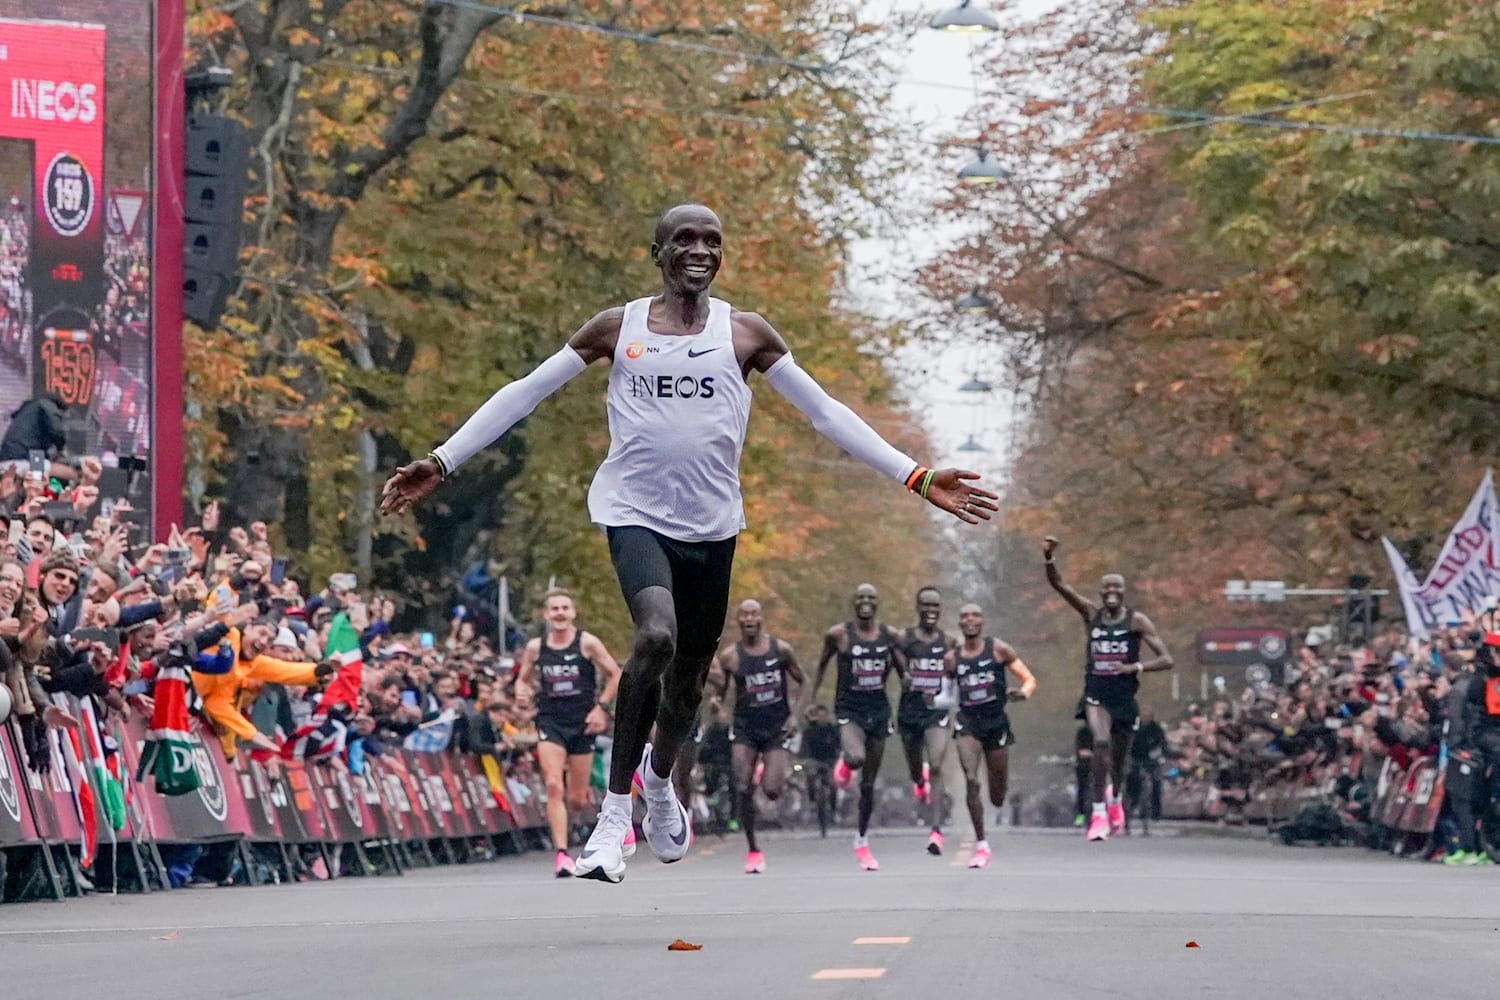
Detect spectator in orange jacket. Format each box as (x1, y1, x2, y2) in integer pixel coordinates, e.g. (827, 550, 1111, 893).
(193, 618, 329, 758)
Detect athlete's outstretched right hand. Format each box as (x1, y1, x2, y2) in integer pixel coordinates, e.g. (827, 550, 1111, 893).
(380, 459, 443, 516)
(1042, 536, 1060, 558)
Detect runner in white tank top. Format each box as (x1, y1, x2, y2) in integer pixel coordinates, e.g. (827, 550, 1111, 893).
(587, 295, 749, 542)
(380, 204, 999, 884)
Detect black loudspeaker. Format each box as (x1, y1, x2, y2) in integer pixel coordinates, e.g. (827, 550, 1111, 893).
(182, 114, 248, 328)
(183, 270, 230, 330)
(185, 221, 238, 272)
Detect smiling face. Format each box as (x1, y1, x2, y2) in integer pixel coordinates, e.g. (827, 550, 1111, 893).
(916, 588, 941, 629)
(42, 565, 78, 606)
(1099, 574, 1126, 612)
(852, 583, 878, 623)
(544, 594, 576, 634)
(652, 204, 722, 296)
(0, 561, 23, 609)
(959, 603, 984, 640)
(25, 518, 53, 558)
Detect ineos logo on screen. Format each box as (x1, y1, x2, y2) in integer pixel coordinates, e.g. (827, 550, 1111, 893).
(10, 79, 99, 124)
(0, 743, 21, 822)
(193, 744, 228, 821)
(42, 151, 94, 237)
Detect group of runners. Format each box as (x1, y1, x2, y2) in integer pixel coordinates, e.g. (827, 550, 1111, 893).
(382, 202, 1172, 883)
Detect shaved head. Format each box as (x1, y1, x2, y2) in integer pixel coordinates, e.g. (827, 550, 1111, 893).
(653, 203, 720, 248)
(738, 599, 762, 614)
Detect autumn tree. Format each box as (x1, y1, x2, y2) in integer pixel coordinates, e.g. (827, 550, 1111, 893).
(913, 0, 1499, 679)
(184, 1, 941, 635)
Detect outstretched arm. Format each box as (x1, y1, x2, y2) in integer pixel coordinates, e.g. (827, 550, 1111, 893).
(739, 313, 997, 524)
(380, 309, 622, 515)
(1127, 613, 1174, 674)
(1042, 536, 1095, 620)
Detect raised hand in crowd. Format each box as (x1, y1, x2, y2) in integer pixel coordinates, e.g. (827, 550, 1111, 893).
(78, 455, 102, 486)
(70, 483, 99, 515)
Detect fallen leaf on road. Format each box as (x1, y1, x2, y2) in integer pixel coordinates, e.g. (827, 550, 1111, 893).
(667, 939, 703, 951)
(1185, 941, 1200, 949)
(154, 932, 180, 941)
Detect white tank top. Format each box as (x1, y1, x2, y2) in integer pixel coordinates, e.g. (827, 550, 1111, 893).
(586, 296, 751, 542)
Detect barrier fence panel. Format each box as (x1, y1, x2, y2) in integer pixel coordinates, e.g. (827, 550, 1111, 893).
(5, 706, 550, 903)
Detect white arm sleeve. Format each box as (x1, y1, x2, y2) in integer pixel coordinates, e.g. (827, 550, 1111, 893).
(431, 346, 589, 473)
(763, 353, 919, 484)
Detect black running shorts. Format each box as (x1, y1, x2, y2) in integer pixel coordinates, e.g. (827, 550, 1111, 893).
(607, 525, 736, 660)
(536, 712, 596, 756)
(732, 712, 790, 754)
(896, 706, 951, 743)
(1075, 679, 1140, 735)
(836, 702, 893, 740)
(956, 707, 1013, 752)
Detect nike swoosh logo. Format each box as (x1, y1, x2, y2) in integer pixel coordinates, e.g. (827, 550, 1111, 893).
(686, 347, 720, 358)
(669, 801, 689, 846)
(579, 848, 597, 859)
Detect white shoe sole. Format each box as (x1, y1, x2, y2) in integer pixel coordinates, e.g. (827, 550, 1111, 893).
(572, 854, 625, 883)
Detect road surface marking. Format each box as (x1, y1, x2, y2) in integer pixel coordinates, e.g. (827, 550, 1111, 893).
(812, 968, 886, 980)
(853, 937, 910, 945)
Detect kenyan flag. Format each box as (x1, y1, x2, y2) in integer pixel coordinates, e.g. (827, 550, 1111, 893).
(136, 662, 200, 796)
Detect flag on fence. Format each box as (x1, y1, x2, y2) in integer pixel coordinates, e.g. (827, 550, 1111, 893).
(135, 660, 201, 796)
(403, 709, 457, 753)
(283, 612, 362, 761)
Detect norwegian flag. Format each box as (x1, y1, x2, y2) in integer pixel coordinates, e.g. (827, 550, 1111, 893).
(282, 612, 362, 761)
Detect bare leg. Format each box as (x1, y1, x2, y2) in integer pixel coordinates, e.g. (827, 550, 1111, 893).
(956, 733, 984, 841)
(732, 742, 760, 853)
(984, 746, 1010, 810)
(839, 721, 868, 771)
(1085, 704, 1113, 805)
(537, 741, 571, 850)
(857, 734, 886, 837)
(924, 724, 951, 830)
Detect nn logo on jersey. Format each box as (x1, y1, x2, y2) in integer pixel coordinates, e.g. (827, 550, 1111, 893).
(623, 341, 661, 359)
(627, 374, 717, 400)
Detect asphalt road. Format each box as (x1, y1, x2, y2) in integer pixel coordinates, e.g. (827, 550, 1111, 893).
(2, 827, 1498, 999)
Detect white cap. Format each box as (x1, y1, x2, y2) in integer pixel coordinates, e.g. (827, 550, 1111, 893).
(274, 627, 298, 649)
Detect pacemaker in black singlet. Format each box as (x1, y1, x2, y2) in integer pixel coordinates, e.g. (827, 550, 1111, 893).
(535, 631, 598, 755)
(835, 623, 897, 737)
(898, 627, 950, 735)
(954, 638, 1012, 750)
(1076, 607, 1142, 731)
(732, 637, 791, 751)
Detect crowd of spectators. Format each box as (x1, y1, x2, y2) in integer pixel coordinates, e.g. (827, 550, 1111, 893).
(0, 406, 576, 888)
(1157, 608, 1500, 865)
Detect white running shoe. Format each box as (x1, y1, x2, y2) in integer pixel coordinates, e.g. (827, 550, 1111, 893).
(637, 743, 692, 863)
(573, 809, 632, 883)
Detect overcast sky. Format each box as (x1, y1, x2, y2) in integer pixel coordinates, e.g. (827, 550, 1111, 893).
(849, 0, 1058, 483)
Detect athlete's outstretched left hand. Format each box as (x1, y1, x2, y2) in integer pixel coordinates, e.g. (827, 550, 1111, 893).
(380, 458, 443, 516)
(923, 469, 999, 524)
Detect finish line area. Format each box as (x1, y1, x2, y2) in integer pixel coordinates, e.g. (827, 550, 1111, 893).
(2, 828, 1495, 1000)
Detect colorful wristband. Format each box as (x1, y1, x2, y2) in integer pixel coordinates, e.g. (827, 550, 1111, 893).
(918, 469, 936, 499)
